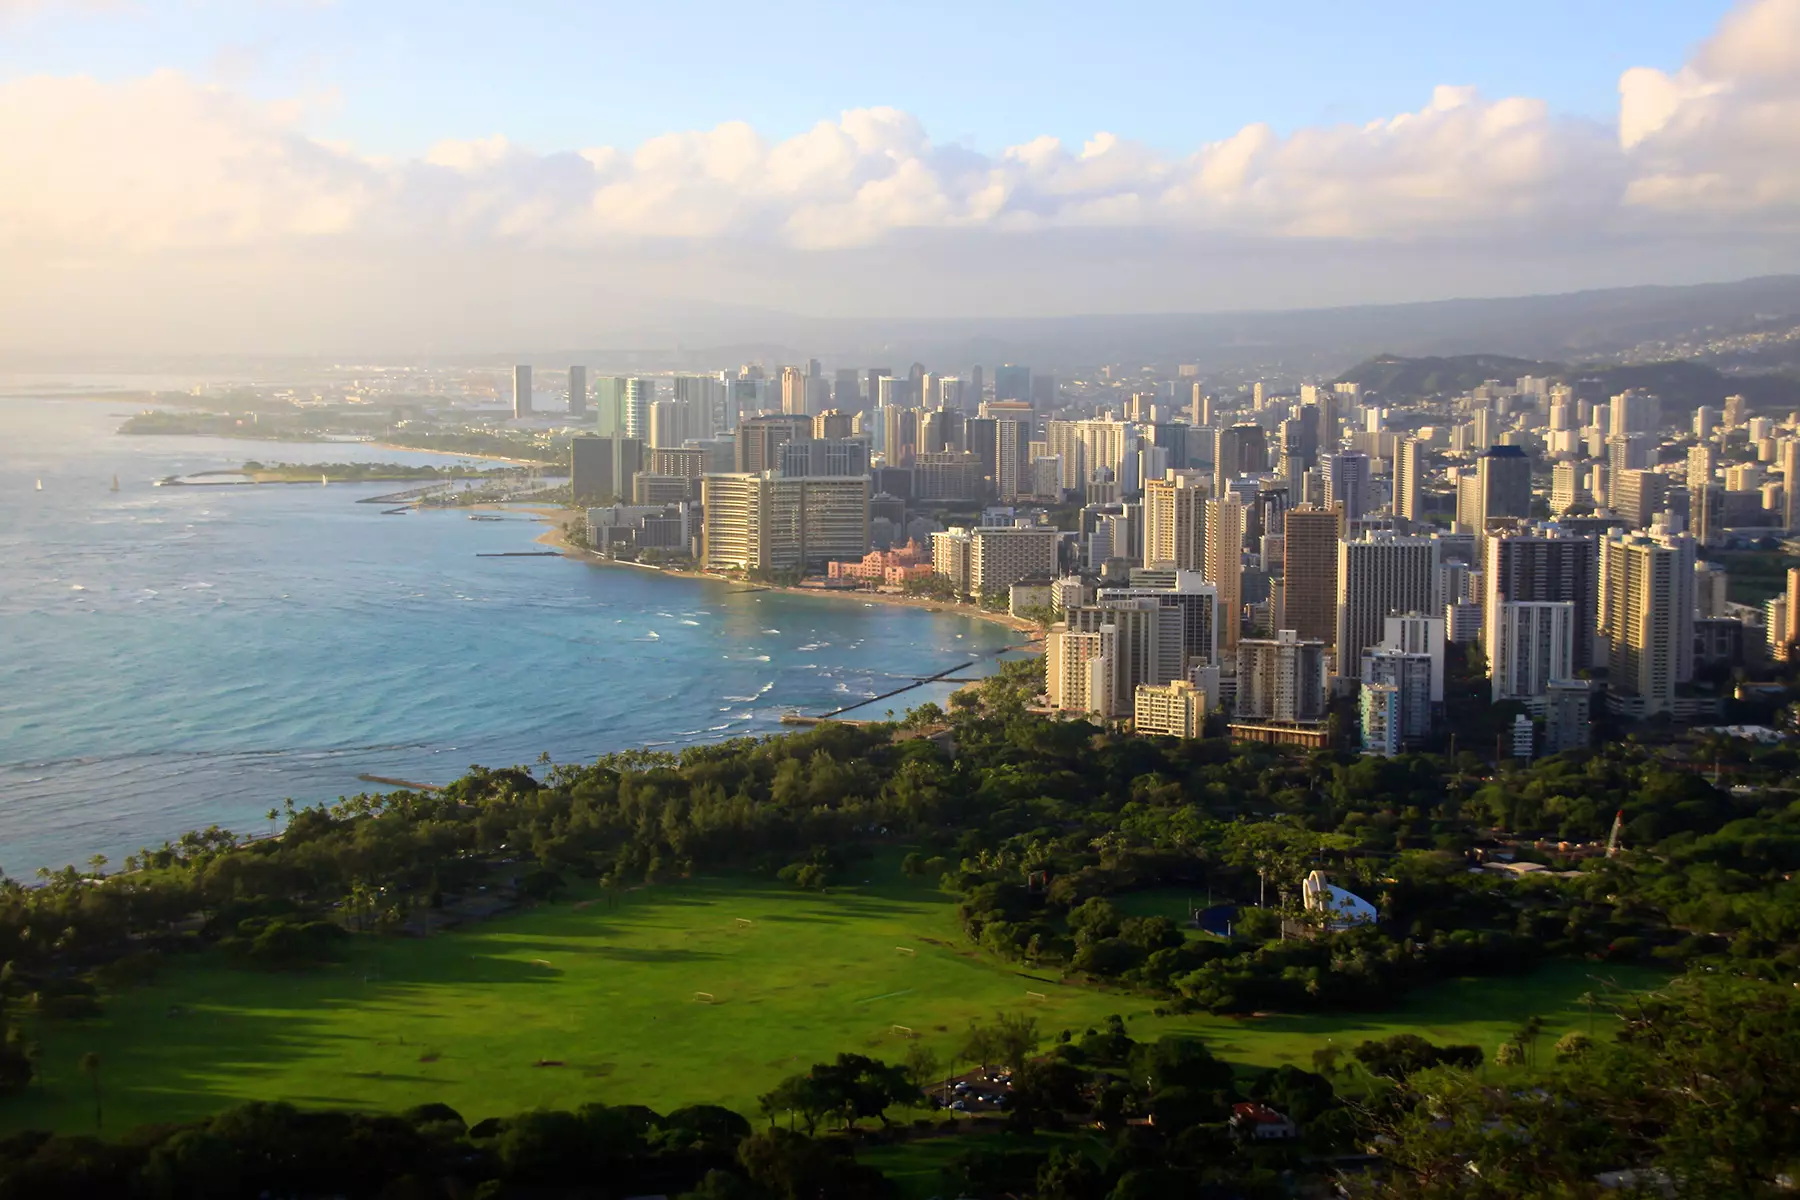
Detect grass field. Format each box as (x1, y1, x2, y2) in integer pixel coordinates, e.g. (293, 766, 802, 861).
(0, 861, 1665, 1136)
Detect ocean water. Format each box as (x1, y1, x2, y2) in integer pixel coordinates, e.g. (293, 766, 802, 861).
(0, 397, 1018, 876)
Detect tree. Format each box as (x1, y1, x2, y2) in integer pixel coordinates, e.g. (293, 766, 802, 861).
(1553, 1031, 1593, 1062)
(991, 1011, 1042, 1074)
(78, 1051, 102, 1133)
(1036, 1147, 1105, 1200)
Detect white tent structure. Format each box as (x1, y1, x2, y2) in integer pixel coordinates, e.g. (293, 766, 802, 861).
(1302, 870, 1377, 931)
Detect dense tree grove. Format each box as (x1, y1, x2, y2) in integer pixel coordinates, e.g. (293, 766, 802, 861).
(1, 664, 1798, 1192)
(3, 975, 1789, 1196)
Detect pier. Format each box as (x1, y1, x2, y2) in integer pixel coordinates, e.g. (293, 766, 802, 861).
(803, 642, 1033, 720)
(358, 482, 457, 505)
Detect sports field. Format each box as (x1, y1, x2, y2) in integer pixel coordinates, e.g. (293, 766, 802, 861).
(0, 862, 1663, 1135)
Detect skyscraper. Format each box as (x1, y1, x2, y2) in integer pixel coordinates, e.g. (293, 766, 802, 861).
(1483, 525, 1601, 670)
(570, 435, 643, 505)
(735, 414, 812, 474)
(1489, 601, 1577, 704)
(994, 365, 1031, 404)
(1782, 440, 1800, 531)
(1142, 470, 1208, 570)
(779, 366, 808, 416)
(1476, 444, 1533, 521)
(1336, 532, 1439, 681)
(1283, 505, 1344, 648)
(567, 365, 587, 418)
(512, 364, 533, 419)
(1323, 451, 1370, 522)
(701, 473, 870, 571)
(1395, 437, 1424, 521)
(1214, 424, 1268, 496)
(1614, 469, 1669, 529)
(1204, 496, 1245, 653)
(1600, 521, 1696, 717)
(1235, 629, 1328, 723)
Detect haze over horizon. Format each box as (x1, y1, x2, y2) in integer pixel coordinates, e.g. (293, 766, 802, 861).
(5, 0, 1800, 354)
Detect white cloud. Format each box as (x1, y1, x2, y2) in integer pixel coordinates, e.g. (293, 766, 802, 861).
(1, 0, 1798, 350)
(1619, 0, 1800, 222)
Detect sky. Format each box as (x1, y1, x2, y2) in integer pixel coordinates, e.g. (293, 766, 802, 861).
(2, 0, 1798, 354)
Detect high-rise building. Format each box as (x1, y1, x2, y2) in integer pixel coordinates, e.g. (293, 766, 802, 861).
(1046, 622, 1115, 715)
(1614, 469, 1669, 529)
(596, 377, 655, 439)
(1608, 390, 1661, 436)
(931, 526, 1061, 598)
(1134, 679, 1207, 738)
(833, 368, 862, 412)
(701, 473, 870, 571)
(1476, 444, 1533, 522)
(1489, 601, 1577, 704)
(1235, 630, 1328, 723)
(991, 407, 1030, 501)
(780, 438, 870, 478)
(1782, 440, 1800, 531)
(1283, 505, 1344, 649)
(1323, 451, 1370, 522)
(512, 364, 533, 419)
(735, 415, 813, 474)
(882, 405, 920, 468)
(994, 365, 1031, 404)
(1204, 496, 1245, 654)
(865, 368, 891, 413)
(1551, 461, 1583, 515)
(1359, 682, 1404, 756)
(1360, 649, 1433, 745)
(1215, 424, 1269, 496)
(1142, 470, 1209, 570)
(1599, 521, 1696, 717)
(567, 365, 587, 418)
(1606, 434, 1650, 501)
(1543, 679, 1593, 753)
(1062, 600, 1182, 715)
(570, 435, 643, 505)
(1097, 570, 1220, 670)
(1686, 445, 1715, 495)
(779, 366, 808, 416)
(1483, 525, 1602, 671)
(1382, 612, 1446, 702)
(814, 410, 855, 440)
(1336, 532, 1439, 681)
(1046, 417, 1130, 495)
(912, 451, 983, 500)
(648, 400, 683, 449)
(1395, 437, 1424, 521)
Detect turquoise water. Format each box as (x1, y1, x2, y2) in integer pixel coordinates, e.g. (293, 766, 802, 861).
(0, 397, 1016, 875)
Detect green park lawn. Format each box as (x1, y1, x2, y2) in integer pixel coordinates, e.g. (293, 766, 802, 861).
(0, 862, 1666, 1136)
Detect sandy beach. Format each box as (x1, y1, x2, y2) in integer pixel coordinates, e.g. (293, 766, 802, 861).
(506, 504, 1048, 643)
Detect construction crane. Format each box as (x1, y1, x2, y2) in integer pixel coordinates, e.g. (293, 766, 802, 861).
(1605, 809, 1625, 858)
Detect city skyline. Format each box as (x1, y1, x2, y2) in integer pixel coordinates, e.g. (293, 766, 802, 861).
(3, 0, 1798, 352)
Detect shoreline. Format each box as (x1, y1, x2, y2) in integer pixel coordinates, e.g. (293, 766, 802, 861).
(505, 504, 1048, 644)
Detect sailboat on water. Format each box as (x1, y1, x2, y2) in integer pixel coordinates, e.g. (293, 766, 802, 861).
(35, 479, 42, 491)
(110, 474, 120, 492)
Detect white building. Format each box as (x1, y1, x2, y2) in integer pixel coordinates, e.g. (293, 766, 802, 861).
(1490, 601, 1577, 706)
(1134, 679, 1208, 738)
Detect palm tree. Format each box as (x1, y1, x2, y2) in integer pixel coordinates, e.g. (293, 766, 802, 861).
(266, 808, 279, 839)
(78, 1052, 102, 1133)
(86, 855, 107, 878)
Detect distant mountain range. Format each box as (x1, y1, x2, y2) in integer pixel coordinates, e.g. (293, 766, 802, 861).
(524, 274, 1800, 379)
(1334, 352, 1800, 412)
(11, 275, 1800, 384)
